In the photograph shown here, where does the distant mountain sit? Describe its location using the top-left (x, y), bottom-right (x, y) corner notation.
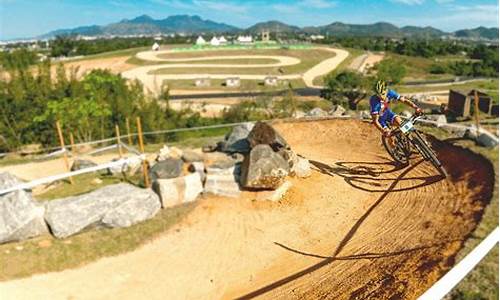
top-left (37, 15), bottom-right (499, 41)
top-left (40, 15), bottom-right (239, 38)
top-left (246, 21), bottom-right (301, 33)
top-left (454, 27), bottom-right (499, 40)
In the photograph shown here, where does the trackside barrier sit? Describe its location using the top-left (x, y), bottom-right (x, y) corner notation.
top-left (0, 154), bottom-right (145, 196)
top-left (418, 227), bottom-right (499, 299)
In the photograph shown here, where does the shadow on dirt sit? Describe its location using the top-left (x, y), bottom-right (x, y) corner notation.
top-left (310, 158), bottom-right (443, 193)
top-left (235, 159), bottom-right (434, 300)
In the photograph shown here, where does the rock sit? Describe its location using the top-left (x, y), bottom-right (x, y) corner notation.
top-left (70, 159), bottom-right (97, 171)
top-left (279, 149), bottom-right (299, 169)
top-left (359, 110), bottom-right (371, 120)
top-left (231, 153), bottom-right (245, 163)
top-left (293, 110), bottom-right (306, 118)
top-left (182, 150), bottom-right (204, 163)
top-left (424, 114), bottom-right (447, 125)
top-left (204, 170), bottom-right (241, 198)
top-left (188, 162), bottom-right (206, 182)
top-left (307, 107), bottom-right (328, 117)
top-left (477, 133), bottom-right (499, 148)
top-left (202, 142), bottom-right (217, 153)
top-left (291, 157), bottom-right (311, 178)
top-left (247, 121), bottom-right (289, 152)
top-left (329, 105), bottom-right (346, 117)
top-left (153, 173), bottom-right (203, 208)
top-left (107, 156), bottom-right (143, 176)
top-left (240, 144), bottom-right (290, 190)
top-left (149, 158), bottom-right (183, 181)
top-left (256, 181), bottom-right (293, 201)
top-left (156, 145), bottom-right (182, 161)
top-left (222, 123), bottom-right (254, 153)
top-left (0, 173), bottom-right (49, 244)
top-left (463, 128), bottom-right (479, 140)
top-left (44, 183), bottom-right (160, 238)
top-left (206, 153), bottom-right (236, 170)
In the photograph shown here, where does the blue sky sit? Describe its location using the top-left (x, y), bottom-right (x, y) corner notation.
top-left (0, 0), bottom-right (498, 39)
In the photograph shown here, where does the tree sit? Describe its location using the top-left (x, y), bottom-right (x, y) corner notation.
top-left (374, 58), bottom-right (406, 84)
top-left (323, 71), bottom-right (370, 110)
top-left (50, 35), bottom-right (76, 57)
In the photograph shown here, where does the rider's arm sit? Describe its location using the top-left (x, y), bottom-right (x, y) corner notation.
top-left (399, 96), bottom-right (420, 110)
top-left (371, 114), bottom-right (386, 134)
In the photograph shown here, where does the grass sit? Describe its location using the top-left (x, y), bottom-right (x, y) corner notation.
top-left (418, 126), bottom-right (498, 300)
top-left (147, 48), bottom-right (335, 76)
top-left (165, 78), bottom-right (306, 91)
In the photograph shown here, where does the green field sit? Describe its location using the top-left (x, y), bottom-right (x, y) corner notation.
top-left (384, 53), bottom-right (456, 81)
top-left (146, 48), bottom-right (335, 76)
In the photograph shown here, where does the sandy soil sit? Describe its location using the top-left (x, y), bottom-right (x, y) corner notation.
top-left (0, 152), bottom-right (125, 182)
top-left (54, 56), bottom-right (135, 79)
top-left (359, 52), bottom-right (385, 73)
top-left (0, 119), bottom-right (493, 300)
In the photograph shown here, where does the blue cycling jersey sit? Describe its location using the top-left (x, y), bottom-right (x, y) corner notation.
top-left (369, 89), bottom-right (400, 128)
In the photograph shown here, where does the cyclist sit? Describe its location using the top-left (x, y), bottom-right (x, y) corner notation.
top-left (370, 80), bottom-right (422, 145)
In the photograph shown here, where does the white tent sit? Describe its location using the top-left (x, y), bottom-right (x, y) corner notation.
top-left (237, 35), bottom-right (252, 44)
top-left (152, 42), bottom-right (160, 51)
top-left (218, 36), bottom-right (227, 44)
top-left (196, 36), bottom-right (206, 45)
top-left (210, 36), bottom-right (220, 46)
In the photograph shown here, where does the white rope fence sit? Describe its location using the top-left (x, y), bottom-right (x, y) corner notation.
top-left (418, 227), bottom-right (499, 299)
top-left (0, 154), bottom-right (145, 196)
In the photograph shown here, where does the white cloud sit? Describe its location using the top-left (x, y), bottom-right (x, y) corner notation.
top-left (435, 0), bottom-right (453, 4)
top-left (390, 0), bottom-right (425, 5)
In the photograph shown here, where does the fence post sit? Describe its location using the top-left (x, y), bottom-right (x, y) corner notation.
top-left (55, 121), bottom-right (73, 184)
top-left (473, 90), bottom-right (480, 137)
top-left (136, 117), bottom-right (150, 188)
top-left (115, 124), bottom-right (123, 158)
top-left (69, 132), bottom-right (76, 157)
top-left (126, 117), bottom-right (133, 145)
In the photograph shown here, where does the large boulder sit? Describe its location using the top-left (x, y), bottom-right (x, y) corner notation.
top-left (0, 173), bottom-right (48, 244)
top-left (107, 156), bottom-right (143, 176)
top-left (71, 159), bottom-right (97, 171)
top-left (148, 158), bottom-right (183, 181)
top-left (45, 183), bottom-right (160, 238)
top-left (188, 162), bottom-right (206, 182)
top-left (424, 114), bottom-right (447, 126)
top-left (240, 144), bottom-right (290, 190)
top-left (204, 166), bottom-right (241, 198)
top-left (246, 121), bottom-right (289, 152)
top-left (153, 173), bottom-right (203, 208)
top-left (221, 123), bottom-right (254, 153)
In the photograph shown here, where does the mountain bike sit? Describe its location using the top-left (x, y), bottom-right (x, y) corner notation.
top-left (382, 113), bottom-right (447, 177)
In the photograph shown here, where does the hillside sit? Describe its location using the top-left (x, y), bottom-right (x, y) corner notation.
top-left (38, 15), bottom-right (498, 40)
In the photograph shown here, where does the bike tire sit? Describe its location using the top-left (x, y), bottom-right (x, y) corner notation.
top-left (382, 133), bottom-right (409, 165)
top-left (411, 131), bottom-right (447, 177)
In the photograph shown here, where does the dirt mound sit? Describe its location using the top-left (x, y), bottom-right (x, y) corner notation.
top-left (0, 119), bottom-right (494, 300)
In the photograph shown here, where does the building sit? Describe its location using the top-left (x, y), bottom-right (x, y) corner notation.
top-left (237, 35), bottom-right (253, 44)
top-left (151, 42), bottom-right (160, 51)
top-left (196, 36), bottom-right (206, 45)
top-left (261, 31), bottom-right (270, 42)
top-left (448, 89), bottom-right (493, 118)
top-left (264, 76), bottom-right (278, 86)
top-left (310, 35), bottom-right (325, 41)
top-left (225, 77), bottom-right (240, 87)
top-left (210, 36), bottom-right (220, 46)
top-left (195, 78), bottom-right (211, 87)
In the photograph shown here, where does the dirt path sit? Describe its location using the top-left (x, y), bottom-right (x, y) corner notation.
top-left (0, 119), bottom-right (493, 299)
top-left (122, 47), bottom-right (348, 93)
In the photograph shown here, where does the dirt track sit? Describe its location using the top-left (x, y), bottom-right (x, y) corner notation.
top-left (0, 119), bottom-right (494, 299)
